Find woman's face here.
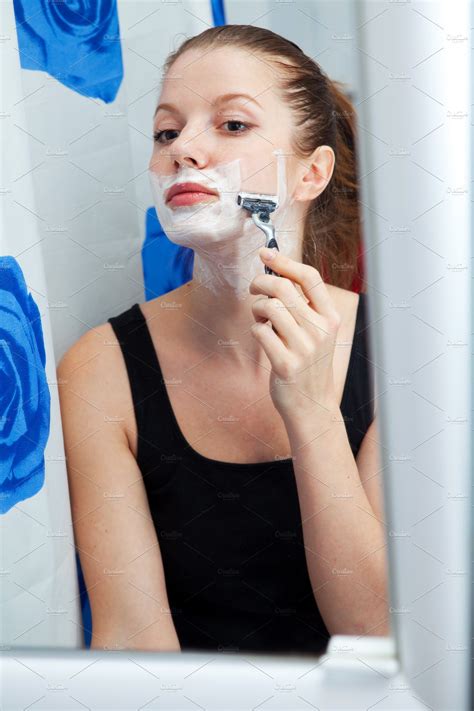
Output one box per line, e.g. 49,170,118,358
147,45,332,264
149,45,300,202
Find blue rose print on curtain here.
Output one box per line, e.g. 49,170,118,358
0,257,51,515
13,0,123,103
142,207,195,301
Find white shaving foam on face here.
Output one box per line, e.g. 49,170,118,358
148,158,245,246
148,150,299,300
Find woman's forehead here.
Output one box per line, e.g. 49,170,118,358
164,46,277,93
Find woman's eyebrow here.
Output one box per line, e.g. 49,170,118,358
153,92,263,119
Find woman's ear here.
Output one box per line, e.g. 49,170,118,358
294,145,335,202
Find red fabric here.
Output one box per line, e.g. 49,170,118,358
320,239,364,294
351,239,364,293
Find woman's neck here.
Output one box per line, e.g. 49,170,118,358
181,238,301,374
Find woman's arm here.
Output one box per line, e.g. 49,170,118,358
284,410,390,639
57,325,181,652
355,417,386,525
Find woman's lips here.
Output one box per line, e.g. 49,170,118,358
168,191,219,207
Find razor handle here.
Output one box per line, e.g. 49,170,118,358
264,237,280,277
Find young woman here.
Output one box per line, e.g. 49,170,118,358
58,25,389,656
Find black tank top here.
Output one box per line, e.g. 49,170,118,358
107,292,374,656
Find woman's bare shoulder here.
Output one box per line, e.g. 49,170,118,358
57,318,133,418
58,320,120,373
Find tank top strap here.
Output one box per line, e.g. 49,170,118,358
340,292,375,456
107,303,182,482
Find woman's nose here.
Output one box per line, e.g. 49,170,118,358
169,124,212,168
175,155,201,170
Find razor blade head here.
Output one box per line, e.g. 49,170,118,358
237,191,279,214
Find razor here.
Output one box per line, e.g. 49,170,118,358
237,192,280,277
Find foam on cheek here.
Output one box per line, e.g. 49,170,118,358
148,150,293,245
148,158,246,247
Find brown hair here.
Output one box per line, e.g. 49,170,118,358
160,25,362,291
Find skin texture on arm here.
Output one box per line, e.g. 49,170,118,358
355,417,386,526
284,409,391,639
57,325,181,652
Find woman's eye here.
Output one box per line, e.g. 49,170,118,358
222,120,250,135
153,120,250,144
153,129,178,144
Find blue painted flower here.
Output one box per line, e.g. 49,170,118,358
0,257,51,515
142,207,194,302
13,0,123,103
